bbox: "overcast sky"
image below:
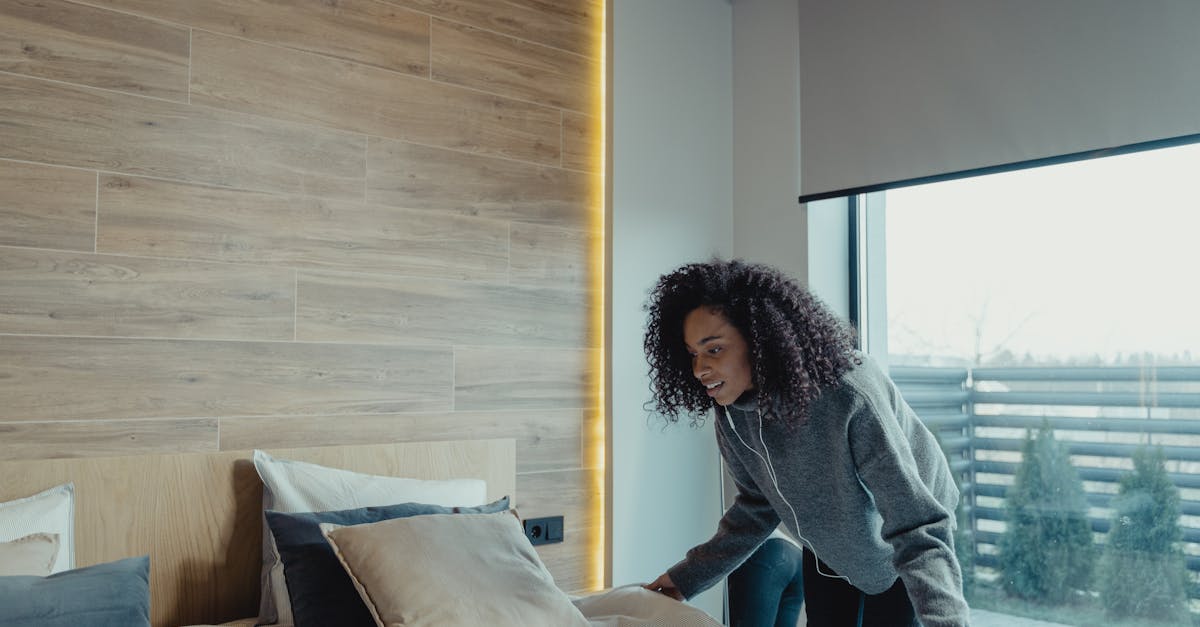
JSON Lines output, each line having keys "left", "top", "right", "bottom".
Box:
{"left": 885, "top": 141, "right": 1200, "bottom": 364}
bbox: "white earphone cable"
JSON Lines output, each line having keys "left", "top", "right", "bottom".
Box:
{"left": 725, "top": 408, "right": 851, "bottom": 583}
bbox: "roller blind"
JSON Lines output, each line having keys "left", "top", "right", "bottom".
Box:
{"left": 797, "top": 0, "right": 1200, "bottom": 202}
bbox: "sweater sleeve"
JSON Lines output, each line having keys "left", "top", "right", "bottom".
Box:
{"left": 848, "top": 391, "right": 971, "bottom": 627}
{"left": 667, "top": 421, "right": 780, "bottom": 599}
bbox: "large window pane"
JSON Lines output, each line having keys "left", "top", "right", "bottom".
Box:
{"left": 880, "top": 142, "right": 1200, "bottom": 626}
{"left": 887, "top": 144, "right": 1200, "bottom": 368}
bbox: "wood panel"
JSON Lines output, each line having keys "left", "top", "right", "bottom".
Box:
{"left": 536, "top": 526, "right": 598, "bottom": 594}
{"left": 389, "top": 0, "right": 600, "bottom": 58}
{"left": 431, "top": 18, "right": 593, "bottom": 112}
{"left": 1, "top": 0, "right": 604, "bottom": 608}
{"left": 0, "top": 336, "right": 453, "bottom": 421}
{"left": 582, "top": 409, "right": 605, "bottom": 471}
{"left": 0, "top": 439, "right": 516, "bottom": 627}
{"left": 218, "top": 409, "right": 583, "bottom": 473}
{"left": 149, "top": 450, "right": 262, "bottom": 626}
{"left": 97, "top": 175, "right": 508, "bottom": 280}
{"left": 0, "top": 73, "right": 365, "bottom": 199}
{"left": 563, "top": 111, "right": 600, "bottom": 172}
{"left": 0, "top": 247, "right": 294, "bottom": 340}
{"left": 455, "top": 346, "right": 595, "bottom": 410}
{"left": 367, "top": 138, "right": 589, "bottom": 228}
{"left": 517, "top": 469, "right": 597, "bottom": 532}
{"left": 0, "top": 0, "right": 189, "bottom": 101}
{"left": 190, "top": 31, "right": 560, "bottom": 166}
{"left": 84, "top": 0, "right": 430, "bottom": 75}
{"left": 0, "top": 418, "right": 218, "bottom": 461}
{"left": 297, "top": 271, "right": 587, "bottom": 347}
{"left": 0, "top": 160, "right": 95, "bottom": 251}
{"left": 509, "top": 222, "right": 595, "bottom": 290}
{"left": 518, "top": 467, "right": 601, "bottom": 591}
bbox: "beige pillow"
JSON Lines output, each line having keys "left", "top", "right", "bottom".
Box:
{"left": 322, "top": 512, "right": 589, "bottom": 627}
{"left": 0, "top": 483, "right": 74, "bottom": 574}
{"left": 0, "top": 532, "right": 60, "bottom": 576}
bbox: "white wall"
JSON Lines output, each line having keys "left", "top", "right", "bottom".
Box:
{"left": 730, "top": 0, "right": 806, "bottom": 283}
{"left": 609, "top": 0, "right": 732, "bottom": 619}
{"left": 609, "top": 2, "right": 850, "bottom": 620}
{"left": 731, "top": 0, "right": 848, "bottom": 312}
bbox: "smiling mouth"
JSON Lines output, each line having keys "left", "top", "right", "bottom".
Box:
{"left": 704, "top": 381, "right": 724, "bottom": 396}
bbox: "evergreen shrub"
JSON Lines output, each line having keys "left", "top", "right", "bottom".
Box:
{"left": 998, "top": 422, "right": 1096, "bottom": 603}
{"left": 1098, "top": 446, "right": 1190, "bottom": 623}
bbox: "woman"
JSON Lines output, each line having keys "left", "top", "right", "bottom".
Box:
{"left": 640, "top": 259, "right": 969, "bottom": 627}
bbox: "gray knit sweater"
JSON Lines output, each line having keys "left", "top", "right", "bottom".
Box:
{"left": 666, "top": 354, "right": 970, "bottom": 627}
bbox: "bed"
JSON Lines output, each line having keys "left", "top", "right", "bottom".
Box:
{"left": 0, "top": 438, "right": 720, "bottom": 627}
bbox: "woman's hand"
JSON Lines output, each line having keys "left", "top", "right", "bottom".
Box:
{"left": 642, "top": 572, "right": 684, "bottom": 600}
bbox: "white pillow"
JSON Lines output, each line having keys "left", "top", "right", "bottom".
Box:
{"left": 252, "top": 450, "right": 488, "bottom": 626}
{"left": 0, "top": 483, "right": 74, "bottom": 574}
{"left": 321, "top": 512, "right": 589, "bottom": 627}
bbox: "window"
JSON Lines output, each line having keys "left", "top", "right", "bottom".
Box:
{"left": 858, "top": 142, "right": 1200, "bottom": 625}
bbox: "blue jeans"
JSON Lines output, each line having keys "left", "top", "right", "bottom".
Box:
{"left": 727, "top": 538, "right": 805, "bottom": 627}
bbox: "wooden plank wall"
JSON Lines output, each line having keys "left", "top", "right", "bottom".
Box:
{"left": 0, "top": 0, "right": 603, "bottom": 594}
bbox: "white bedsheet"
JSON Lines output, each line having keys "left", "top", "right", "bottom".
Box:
{"left": 574, "top": 585, "right": 723, "bottom": 627}
{"left": 192, "top": 584, "right": 722, "bottom": 627}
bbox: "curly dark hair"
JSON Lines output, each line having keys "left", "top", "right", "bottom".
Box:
{"left": 643, "top": 258, "right": 860, "bottom": 426}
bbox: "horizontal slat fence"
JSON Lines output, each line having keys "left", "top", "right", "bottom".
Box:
{"left": 890, "top": 366, "right": 973, "bottom": 485}
{"left": 893, "top": 365, "right": 1200, "bottom": 588}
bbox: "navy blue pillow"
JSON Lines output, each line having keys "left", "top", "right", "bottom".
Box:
{"left": 0, "top": 555, "right": 150, "bottom": 627}
{"left": 266, "top": 496, "right": 511, "bottom": 627}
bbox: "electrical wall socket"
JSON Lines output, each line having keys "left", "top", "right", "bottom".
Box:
{"left": 522, "top": 516, "right": 564, "bottom": 545}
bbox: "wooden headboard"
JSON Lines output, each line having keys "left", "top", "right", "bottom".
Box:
{"left": 0, "top": 438, "right": 516, "bottom": 627}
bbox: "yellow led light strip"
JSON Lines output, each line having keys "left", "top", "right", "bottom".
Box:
{"left": 587, "top": 0, "right": 609, "bottom": 592}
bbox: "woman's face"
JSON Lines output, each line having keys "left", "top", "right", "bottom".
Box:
{"left": 683, "top": 306, "right": 754, "bottom": 406}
